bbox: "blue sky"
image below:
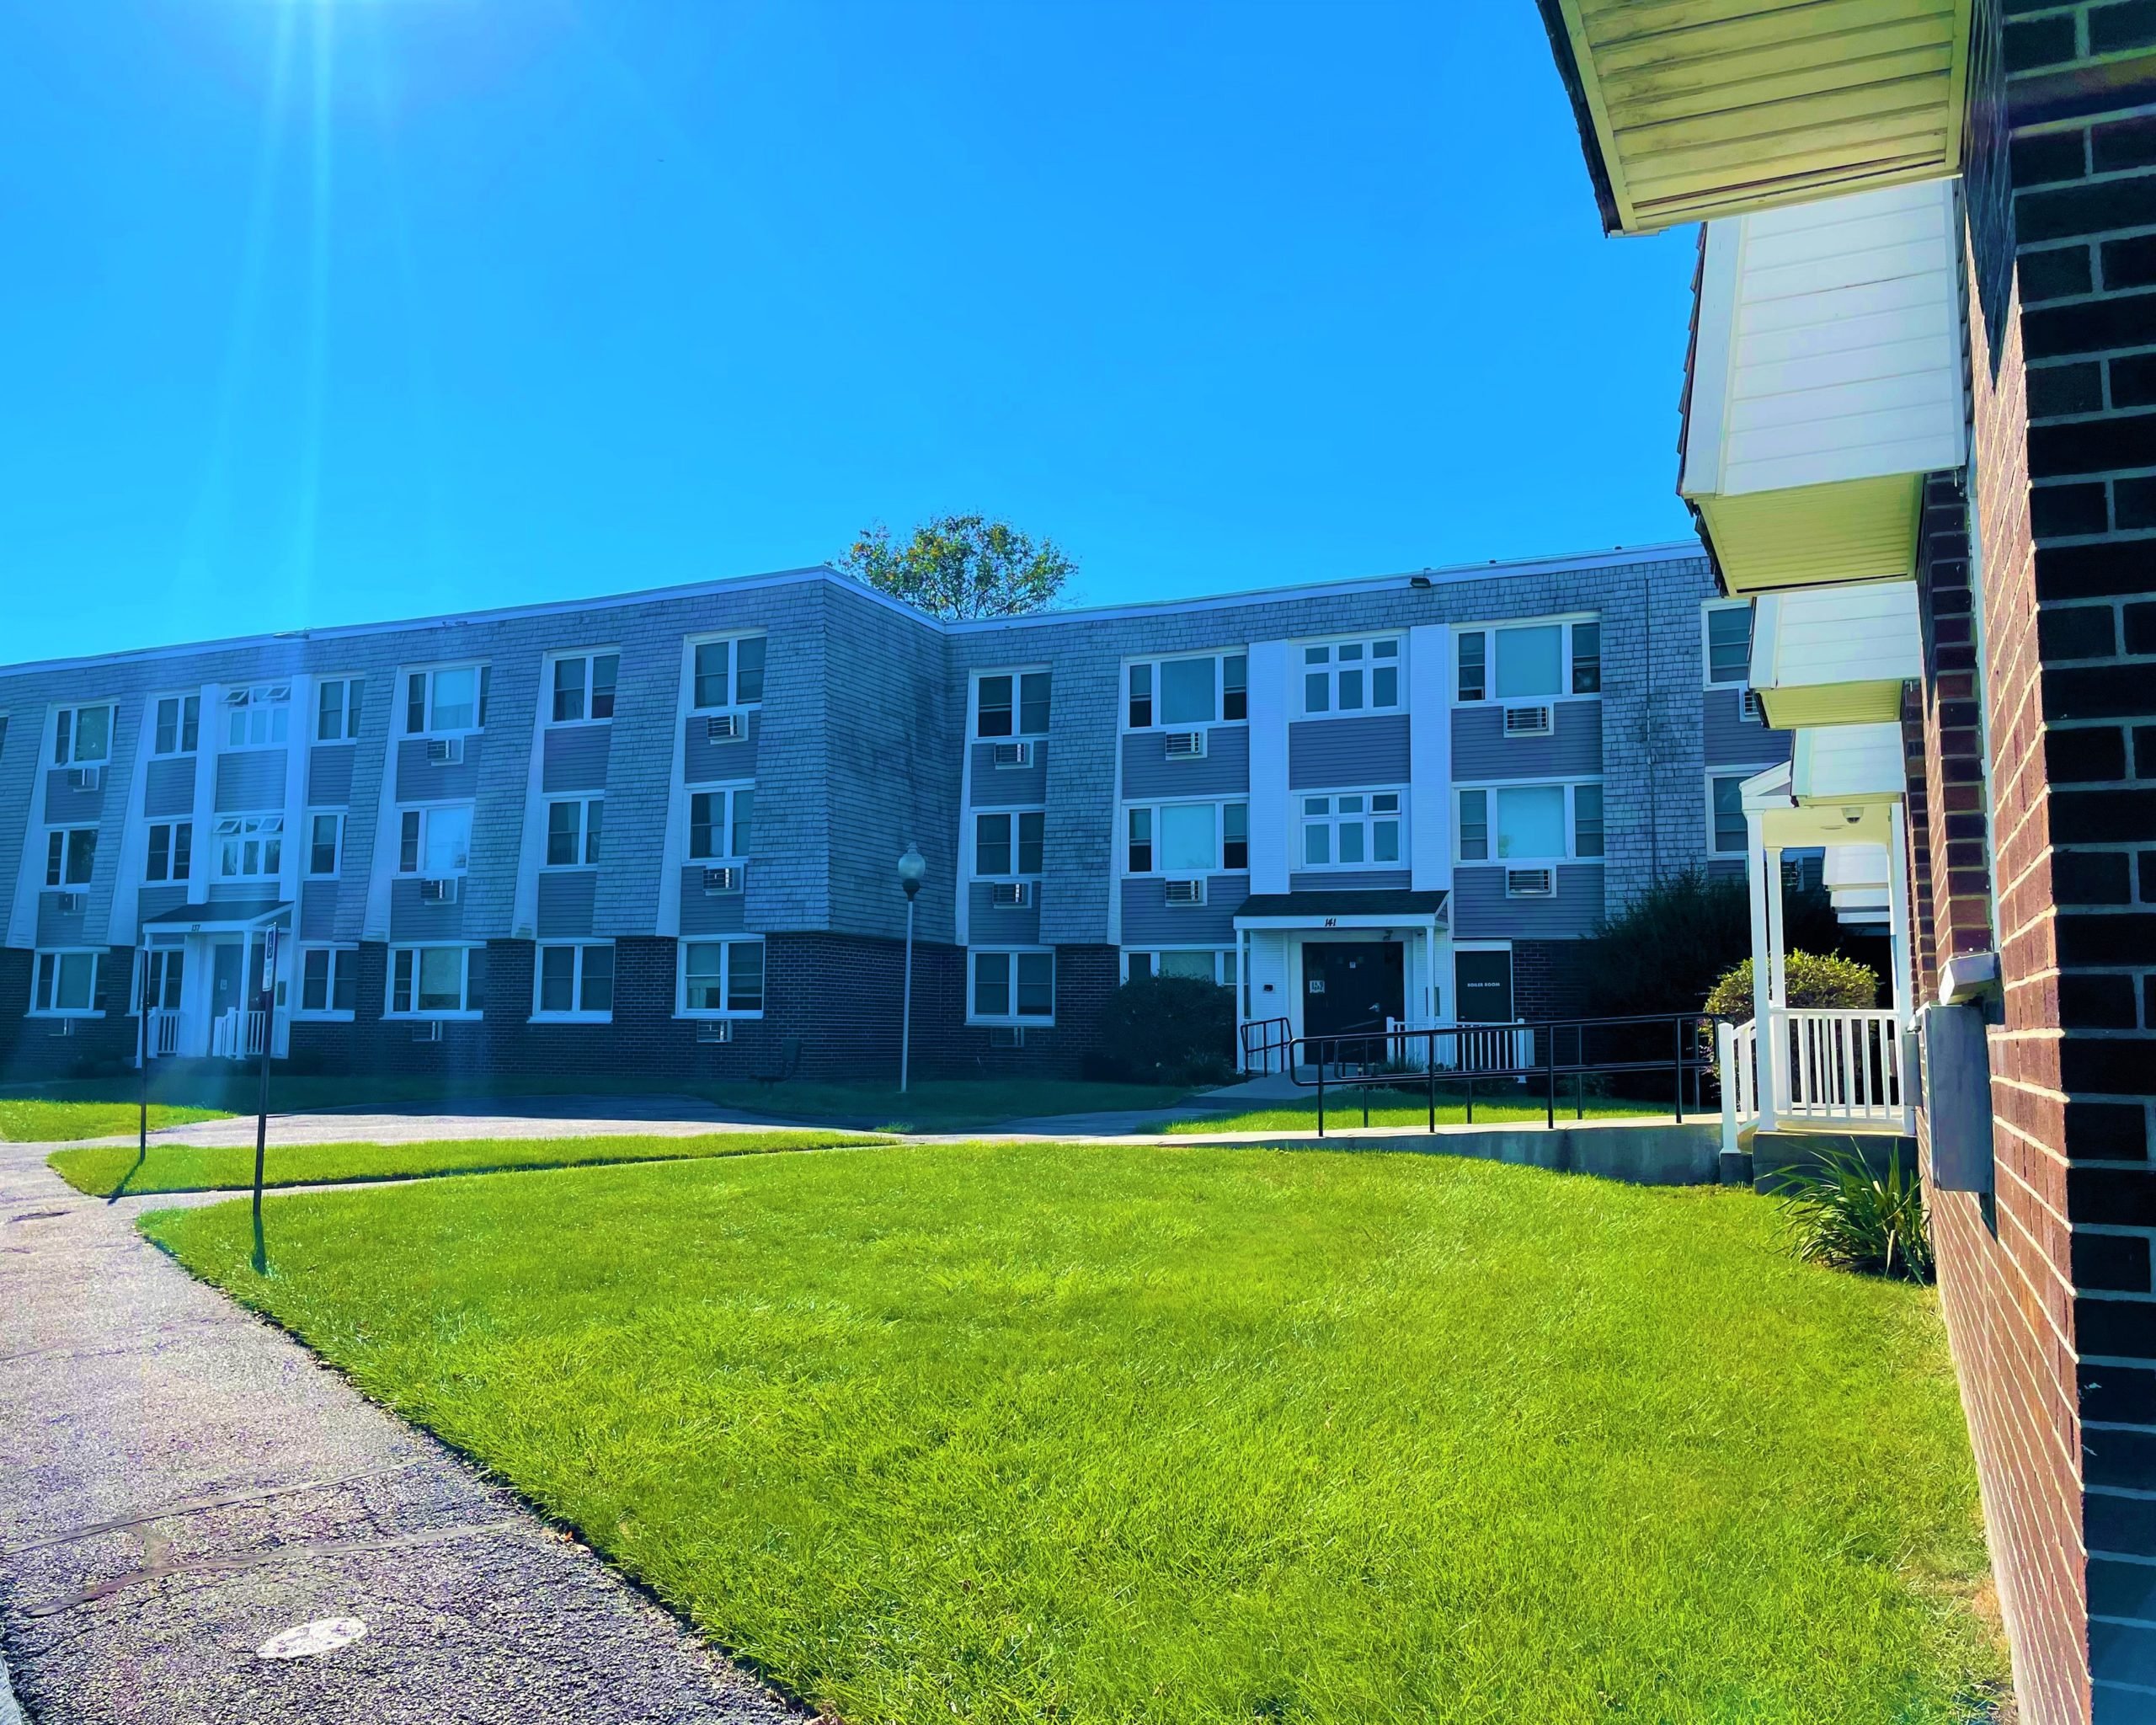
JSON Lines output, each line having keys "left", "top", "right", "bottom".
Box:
{"left": 0, "top": 1, "right": 1698, "bottom": 664}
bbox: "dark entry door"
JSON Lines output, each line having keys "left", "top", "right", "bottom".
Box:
{"left": 1302, "top": 942, "right": 1405, "bottom": 1043}
{"left": 211, "top": 941, "right": 244, "bottom": 1024}
{"left": 1455, "top": 948, "right": 1514, "bottom": 1023}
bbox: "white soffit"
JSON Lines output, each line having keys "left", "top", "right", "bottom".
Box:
{"left": 1792, "top": 723, "right": 1907, "bottom": 804}
{"left": 1751, "top": 580, "right": 1922, "bottom": 728}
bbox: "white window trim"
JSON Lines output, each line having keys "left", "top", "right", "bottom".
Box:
{"left": 315, "top": 676, "right": 363, "bottom": 744}
{"left": 44, "top": 824, "right": 98, "bottom": 889}
{"left": 544, "top": 648, "right": 622, "bottom": 729}
{"left": 1294, "top": 633, "right": 1406, "bottom": 719}
{"left": 1705, "top": 771, "right": 1751, "bottom": 857}
{"left": 968, "top": 805, "right": 1048, "bottom": 881}
{"left": 1122, "top": 947, "right": 1238, "bottom": 986}
{"left": 403, "top": 661, "right": 490, "bottom": 739}
{"left": 543, "top": 793, "right": 604, "bottom": 871}
{"left": 211, "top": 812, "right": 286, "bottom": 882}
{"left": 1121, "top": 648, "right": 1251, "bottom": 732}
{"left": 686, "top": 781, "right": 753, "bottom": 862}
{"left": 969, "top": 664, "right": 1052, "bottom": 741}
{"left": 531, "top": 940, "right": 616, "bottom": 1023}
{"left": 1452, "top": 613, "right": 1604, "bottom": 706}
{"left": 686, "top": 631, "right": 768, "bottom": 716}
{"left": 29, "top": 948, "right": 104, "bottom": 1017}
{"left": 1296, "top": 787, "right": 1408, "bottom": 873}
{"left": 305, "top": 809, "right": 344, "bottom": 879}
{"left": 397, "top": 801, "right": 476, "bottom": 877}
{"left": 967, "top": 945, "right": 1056, "bottom": 1026}
{"left": 1701, "top": 599, "right": 1754, "bottom": 691}
{"left": 1120, "top": 797, "right": 1249, "bottom": 876}
{"left": 675, "top": 935, "right": 767, "bottom": 1019}
{"left": 130, "top": 948, "right": 188, "bottom": 1016}
{"left": 385, "top": 943, "right": 483, "bottom": 1020}
{"left": 52, "top": 702, "right": 115, "bottom": 766}
{"left": 293, "top": 944, "right": 360, "bottom": 1021}
{"left": 1454, "top": 779, "right": 1607, "bottom": 867}
{"left": 222, "top": 683, "right": 294, "bottom": 752}
{"left": 145, "top": 819, "right": 192, "bottom": 885}
{"left": 150, "top": 692, "right": 201, "bottom": 759}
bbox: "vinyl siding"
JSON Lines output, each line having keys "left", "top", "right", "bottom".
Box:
{"left": 968, "top": 739, "right": 1049, "bottom": 807}
{"left": 681, "top": 708, "right": 760, "bottom": 785}
{"left": 536, "top": 868, "right": 597, "bottom": 938}
{"left": 1449, "top": 700, "right": 1602, "bottom": 781}
{"left": 1449, "top": 863, "right": 1604, "bottom": 939}
{"left": 35, "top": 894, "right": 88, "bottom": 948}
{"left": 1702, "top": 686, "right": 1790, "bottom": 767}
{"left": 388, "top": 874, "right": 466, "bottom": 943}
{"left": 300, "top": 880, "right": 341, "bottom": 941}
{"left": 1119, "top": 873, "right": 1246, "bottom": 944}
{"left": 395, "top": 734, "right": 483, "bottom": 803}
{"left": 542, "top": 724, "right": 611, "bottom": 793}
{"left": 43, "top": 770, "right": 105, "bottom": 825}
{"left": 968, "top": 878, "right": 1042, "bottom": 947}
{"left": 307, "top": 743, "right": 356, "bottom": 806}
{"left": 144, "top": 756, "right": 197, "bottom": 818}
{"left": 1286, "top": 868, "right": 1415, "bottom": 894}
{"left": 136, "top": 884, "right": 190, "bottom": 922}
{"left": 1287, "top": 714, "right": 1411, "bottom": 789}
{"left": 679, "top": 865, "right": 749, "bottom": 936}
{"left": 1120, "top": 724, "right": 1250, "bottom": 798}
{"left": 213, "top": 749, "right": 286, "bottom": 813}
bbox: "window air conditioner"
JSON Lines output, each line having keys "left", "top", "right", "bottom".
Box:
{"left": 696, "top": 1017, "right": 734, "bottom": 1043}
{"left": 419, "top": 876, "right": 460, "bottom": 904}
{"left": 707, "top": 713, "right": 744, "bottom": 742}
{"left": 67, "top": 765, "right": 102, "bottom": 791}
{"left": 1741, "top": 688, "right": 1766, "bottom": 724}
{"left": 1506, "top": 868, "right": 1556, "bottom": 898}
{"left": 411, "top": 1019, "right": 445, "bottom": 1043}
{"left": 426, "top": 736, "right": 464, "bottom": 765}
{"left": 1163, "top": 730, "right": 1207, "bottom": 758}
{"left": 1502, "top": 705, "right": 1553, "bottom": 737}
{"left": 991, "top": 740, "right": 1032, "bottom": 768}
{"left": 702, "top": 865, "right": 743, "bottom": 895}
{"left": 988, "top": 1024, "right": 1025, "bottom": 1049}
{"left": 1164, "top": 879, "right": 1206, "bottom": 905}
{"left": 989, "top": 880, "right": 1030, "bottom": 908}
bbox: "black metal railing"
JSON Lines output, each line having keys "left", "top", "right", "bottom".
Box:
{"left": 1240, "top": 1016, "right": 1294, "bottom": 1073}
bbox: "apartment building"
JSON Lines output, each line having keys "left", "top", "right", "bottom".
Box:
{"left": 0, "top": 545, "right": 1752, "bottom": 1081}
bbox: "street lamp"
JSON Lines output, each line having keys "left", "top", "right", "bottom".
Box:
{"left": 896, "top": 844, "right": 926, "bottom": 1094}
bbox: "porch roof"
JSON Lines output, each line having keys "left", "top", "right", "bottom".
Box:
{"left": 140, "top": 898, "right": 291, "bottom": 934}
{"left": 1233, "top": 889, "right": 1449, "bottom": 927}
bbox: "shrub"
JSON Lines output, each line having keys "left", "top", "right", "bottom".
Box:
{"left": 1770, "top": 1142, "right": 1934, "bottom": 1282}
{"left": 1703, "top": 950, "right": 1879, "bottom": 1023}
{"left": 1584, "top": 868, "right": 1852, "bottom": 1020}
{"left": 1094, "top": 975, "right": 1236, "bottom": 1087}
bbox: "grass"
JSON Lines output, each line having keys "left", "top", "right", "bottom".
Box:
{"left": 48, "top": 1130, "right": 881, "bottom": 1198}
{"left": 145, "top": 1140, "right": 2002, "bottom": 1722}
{"left": 1168, "top": 1091, "right": 1661, "bottom": 1134}
{"left": 0, "top": 1097, "right": 229, "bottom": 1144}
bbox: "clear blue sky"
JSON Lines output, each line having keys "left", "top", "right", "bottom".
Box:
{"left": 0, "top": 1, "right": 1698, "bottom": 664}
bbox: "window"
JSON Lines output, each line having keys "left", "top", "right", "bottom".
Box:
{"left": 551, "top": 652, "right": 619, "bottom": 724}
{"left": 297, "top": 947, "right": 358, "bottom": 1017}
{"left": 691, "top": 636, "right": 766, "bottom": 710}
{"left": 1457, "top": 633, "right": 1486, "bottom": 702}
{"left": 153, "top": 694, "right": 200, "bottom": 757}
{"left": 31, "top": 950, "right": 99, "bottom": 1015}
{"left": 390, "top": 945, "right": 476, "bottom": 1016}
{"left": 136, "top": 949, "right": 185, "bottom": 1013}
{"left": 1705, "top": 604, "right": 1753, "bottom": 686}
{"left": 535, "top": 943, "right": 614, "bottom": 1019}
{"left": 225, "top": 684, "right": 291, "bottom": 749}
{"left": 1574, "top": 783, "right": 1604, "bottom": 858}
{"left": 316, "top": 678, "right": 362, "bottom": 742}
{"left": 1124, "top": 948, "right": 1237, "bottom": 986}
{"left": 45, "top": 826, "right": 96, "bottom": 888}
{"left": 1123, "top": 800, "right": 1244, "bottom": 873}
{"left": 1223, "top": 803, "right": 1249, "bottom": 870}
{"left": 1571, "top": 623, "right": 1601, "bottom": 695}
{"left": 681, "top": 937, "right": 765, "bottom": 1015}
{"left": 1710, "top": 775, "right": 1748, "bottom": 854}
{"left": 975, "top": 810, "right": 1044, "bottom": 877}
{"left": 1301, "top": 638, "right": 1401, "bottom": 716}
{"left": 1454, "top": 620, "right": 1602, "bottom": 702}
{"left": 547, "top": 798, "right": 602, "bottom": 868}
{"left": 398, "top": 804, "right": 472, "bottom": 875}
{"left": 307, "top": 812, "right": 344, "bottom": 878}
{"left": 52, "top": 704, "right": 112, "bottom": 766}
{"left": 1456, "top": 784, "right": 1604, "bottom": 863}
{"left": 1159, "top": 804, "right": 1217, "bottom": 873}
{"left": 1299, "top": 792, "right": 1403, "bottom": 868}
{"left": 970, "top": 948, "right": 1054, "bottom": 1022}
{"left": 1126, "top": 652, "right": 1247, "bottom": 729}
{"left": 977, "top": 670, "right": 1050, "bottom": 738}
{"left": 216, "top": 814, "right": 284, "bottom": 879}
{"left": 1127, "top": 808, "right": 1152, "bottom": 873}
{"left": 147, "top": 820, "right": 193, "bottom": 884}
{"left": 404, "top": 665, "right": 488, "bottom": 735}
{"left": 688, "top": 787, "right": 752, "bottom": 860}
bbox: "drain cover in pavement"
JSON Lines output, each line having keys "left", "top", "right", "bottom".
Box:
{"left": 258, "top": 1618, "right": 367, "bottom": 1660}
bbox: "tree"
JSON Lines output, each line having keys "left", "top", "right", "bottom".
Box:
{"left": 1091, "top": 974, "right": 1237, "bottom": 1087}
{"left": 838, "top": 515, "right": 1075, "bottom": 621}
{"left": 1581, "top": 866, "right": 1858, "bottom": 1019}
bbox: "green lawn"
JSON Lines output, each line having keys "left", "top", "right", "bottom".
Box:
{"left": 0, "top": 1097, "right": 230, "bottom": 1144}
{"left": 50, "top": 1129, "right": 881, "bottom": 1198}
{"left": 1167, "top": 1092, "right": 1661, "bottom": 1134}
{"left": 144, "top": 1141, "right": 2001, "bottom": 1722}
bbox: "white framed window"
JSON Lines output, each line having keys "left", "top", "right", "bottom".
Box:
{"left": 152, "top": 694, "right": 201, "bottom": 757}
{"left": 969, "top": 948, "right": 1054, "bottom": 1023}
{"left": 691, "top": 634, "right": 766, "bottom": 712}
{"left": 687, "top": 786, "right": 752, "bottom": 860}
{"left": 1454, "top": 619, "right": 1602, "bottom": 702}
{"left": 974, "top": 670, "right": 1050, "bottom": 739}
{"left": 1123, "top": 948, "right": 1237, "bottom": 986}
{"left": 316, "top": 677, "right": 363, "bottom": 742}
{"left": 1709, "top": 774, "right": 1748, "bottom": 855}
{"left": 224, "top": 684, "right": 292, "bottom": 749}
{"left": 680, "top": 937, "right": 766, "bottom": 1017}
{"left": 546, "top": 797, "right": 603, "bottom": 868}
{"left": 1125, "top": 651, "right": 1247, "bottom": 729}
{"left": 1123, "top": 800, "right": 1246, "bottom": 873}
{"left": 974, "top": 809, "right": 1044, "bottom": 878}
{"left": 1456, "top": 782, "right": 1605, "bottom": 863}
{"left": 388, "top": 944, "right": 478, "bottom": 1017}
{"left": 549, "top": 650, "right": 620, "bottom": 725}
{"left": 133, "top": 948, "right": 186, "bottom": 1014}
{"left": 52, "top": 704, "right": 112, "bottom": 766}
{"left": 398, "top": 804, "right": 473, "bottom": 876}
{"left": 306, "top": 811, "right": 344, "bottom": 878}
{"left": 1703, "top": 602, "right": 1753, "bottom": 688}
{"left": 30, "top": 949, "right": 101, "bottom": 1016}
{"left": 1299, "top": 637, "right": 1401, "bottom": 716}
{"left": 215, "top": 814, "right": 285, "bottom": 879}
{"left": 403, "top": 664, "right": 488, "bottom": 736}
{"left": 1299, "top": 790, "right": 1404, "bottom": 868}
{"left": 296, "top": 945, "right": 358, "bottom": 1018}
{"left": 147, "top": 820, "right": 193, "bottom": 884}
{"left": 44, "top": 825, "right": 97, "bottom": 888}
{"left": 534, "top": 942, "right": 615, "bottom": 1021}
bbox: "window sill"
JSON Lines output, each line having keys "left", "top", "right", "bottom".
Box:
{"left": 529, "top": 1012, "right": 613, "bottom": 1025}
{"left": 27, "top": 1010, "right": 104, "bottom": 1020}
{"left": 1123, "top": 718, "right": 1249, "bottom": 734}
{"left": 291, "top": 1011, "right": 357, "bottom": 1023}
{"left": 973, "top": 732, "right": 1049, "bottom": 744}
{"left": 385, "top": 1010, "right": 483, "bottom": 1023}
{"left": 220, "top": 742, "right": 291, "bottom": 755}
{"left": 149, "top": 751, "right": 200, "bottom": 763}
{"left": 312, "top": 736, "right": 360, "bottom": 747}
{"left": 544, "top": 717, "right": 614, "bottom": 731}
{"left": 675, "top": 1009, "right": 765, "bottom": 1022}
{"left": 966, "top": 1017, "right": 1054, "bottom": 1029}
{"left": 541, "top": 863, "right": 600, "bottom": 873}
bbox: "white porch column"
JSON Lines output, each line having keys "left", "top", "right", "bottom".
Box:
{"left": 1886, "top": 802, "right": 1915, "bottom": 1026}
{"left": 1746, "top": 813, "right": 1782, "bottom": 1130}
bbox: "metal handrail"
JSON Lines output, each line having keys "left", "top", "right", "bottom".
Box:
{"left": 1239, "top": 1016, "right": 1294, "bottom": 1074}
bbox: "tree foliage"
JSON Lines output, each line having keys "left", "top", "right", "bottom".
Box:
{"left": 1702, "top": 951, "right": 1880, "bottom": 1023}
{"left": 1092, "top": 975, "right": 1237, "bottom": 1087}
{"left": 838, "top": 515, "right": 1075, "bottom": 621}
{"left": 1582, "top": 867, "right": 1854, "bottom": 1019}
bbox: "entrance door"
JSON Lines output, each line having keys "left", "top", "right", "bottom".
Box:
{"left": 211, "top": 940, "right": 245, "bottom": 1029}
{"left": 1302, "top": 941, "right": 1405, "bottom": 1042}
{"left": 1455, "top": 948, "right": 1514, "bottom": 1023}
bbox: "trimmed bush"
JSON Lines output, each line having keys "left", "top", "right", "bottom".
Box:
{"left": 1703, "top": 951, "right": 1879, "bottom": 1023}
{"left": 1094, "top": 975, "right": 1236, "bottom": 1087}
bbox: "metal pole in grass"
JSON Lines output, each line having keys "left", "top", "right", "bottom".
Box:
{"left": 1672, "top": 1017, "right": 1684, "bottom": 1124}
{"left": 896, "top": 844, "right": 925, "bottom": 1095}
{"left": 136, "top": 949, "right": 150, "bottom": 1156}
{"left": 1545, "top": 1027, "right": 1555, "bottom": 1130}
{"left": 1427, "top": 1030, "right": 1435, "bottom": 1134}
{"left": 1316, "top": 1058, "right": 1325, "bottom": 1138}
{"left": 250, "top": 925, "right": 279, "bottom": 1274}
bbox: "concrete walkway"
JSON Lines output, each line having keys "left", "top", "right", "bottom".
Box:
{"left": 0, "top": 1139, "right": 798, "bottom": 1724}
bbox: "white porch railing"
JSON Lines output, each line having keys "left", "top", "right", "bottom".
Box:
{"left": 211, "top": 1008, "right": 266, "bottom": 1060}
{"left": 1776, "top": 1007, "right": 1908, "bottom": 1124}
{"left": 147, "top": 1010, "right": 180, "bottom": 1058}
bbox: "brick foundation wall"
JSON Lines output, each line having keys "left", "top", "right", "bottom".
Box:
{"left": 1510, "top": 939, "right": 1591, "bottom": 1023}
{"left": 0, "top": 944, "right": 143, "bottom": 1079}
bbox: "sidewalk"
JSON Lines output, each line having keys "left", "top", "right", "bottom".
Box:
{"left": 0, "top": 1139, "right": 798, "bottom": 1723}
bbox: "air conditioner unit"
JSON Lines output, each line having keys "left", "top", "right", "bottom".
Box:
{"left": 56, "top": 891, "right": 87, "bottom": 914}
{"left": 989, "top": 880, "right": 1030, "bottom": 908}
{"left": 1502, "top": 705, "right": 1553, "bottom": 737}
{"left": 67, "top": 765, "right": 102, "bottom": 791}
{"left": 990, "top": 740, "right": 1032, "bottom": 768}
{"left": 426, "top": 736, "right": 464, "bottom": 765}
{"left": 696, "top": 1017, "right": 734, "bottom": 1043}
{"left": 1506, "top": 868, "right": 1556, "bottom": 898}
{"left": 706, "top": 713, "right": 744, "bottom": 742}
{"left": 988, "top": 1024, "right": 1025, "bottom": 1049}
{"left": 1163, "top": 730, "right": 1207, "bottom": 758}
{"left": 411, "top": 1019, "right": 445, "bottom": 1043}
{"left": 1164, "top": 879, "right": 1206, "bottom": 905}
{"left": 419, "top": 876, "right": 461, "bottom": 904}
{"left": 702, "top": 865, "right": 743, "bottom": 895}
{"left": 1741, "top": 688, "right": 1766, "bottom": 724}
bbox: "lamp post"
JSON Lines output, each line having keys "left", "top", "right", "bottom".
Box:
{"left": 897, "top": 844, "right": 925, "bottom": 1094}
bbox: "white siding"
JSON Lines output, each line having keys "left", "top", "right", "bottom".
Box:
{"left": 1753, "top": 581, "right": 1922, "bottom": 698}
{"left": 1791, "top": 723, "right": 1907, "bottom": 804}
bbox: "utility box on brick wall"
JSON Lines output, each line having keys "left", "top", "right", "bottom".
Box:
{"left": 1921, "top": 1001, "right": 1994, "bottom": 1194}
